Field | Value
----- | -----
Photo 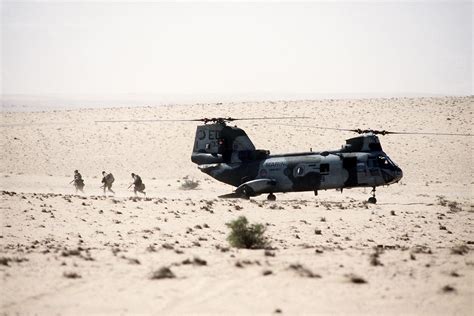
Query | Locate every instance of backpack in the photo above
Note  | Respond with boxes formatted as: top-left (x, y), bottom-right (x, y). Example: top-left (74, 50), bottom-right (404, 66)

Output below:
top-left (106, 173), bottom-right (115, 184)
top-left (134, 175), bottom-right (142, 186)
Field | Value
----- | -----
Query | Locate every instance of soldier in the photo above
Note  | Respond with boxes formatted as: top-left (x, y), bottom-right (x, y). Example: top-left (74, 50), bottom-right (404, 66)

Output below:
top-left (70, 170), bottom-right (85, 193)
top-left (129, 173), bottom-right (146, 196)
top-left (101, 171), bottom-right (115, 195)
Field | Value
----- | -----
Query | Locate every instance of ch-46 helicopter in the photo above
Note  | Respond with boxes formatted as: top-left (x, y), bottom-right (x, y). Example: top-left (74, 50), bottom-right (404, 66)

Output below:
top-left (97, 116), bottom-right (471, 203)
top-left (190, 117), bottom-right (405, 203)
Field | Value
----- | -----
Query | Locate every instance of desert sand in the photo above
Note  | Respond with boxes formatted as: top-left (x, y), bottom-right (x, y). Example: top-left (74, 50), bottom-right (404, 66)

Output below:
top-left (1, 96), bottom-right (473, 315)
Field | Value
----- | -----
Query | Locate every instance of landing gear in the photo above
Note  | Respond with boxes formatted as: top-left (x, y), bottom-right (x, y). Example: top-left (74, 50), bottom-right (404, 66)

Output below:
top-left (368, 187), bottom-right (377, 204)
top-left (240, 185), bottom-right (251, 199)
top-left (267, 193), bottom-right (276, 201)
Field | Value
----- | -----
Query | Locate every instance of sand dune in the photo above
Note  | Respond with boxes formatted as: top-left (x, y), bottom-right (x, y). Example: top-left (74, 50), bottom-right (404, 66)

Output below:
top-left (1, 96), bottom-right (473, 315)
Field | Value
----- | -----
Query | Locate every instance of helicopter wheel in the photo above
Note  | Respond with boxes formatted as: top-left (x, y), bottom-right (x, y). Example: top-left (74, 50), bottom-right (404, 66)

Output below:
top-left (267, 193), bottom-right (276, 201)
top-left (241, 185), bottom-right (252, 200)
top-left (368, 187), bottom-right (377, 204)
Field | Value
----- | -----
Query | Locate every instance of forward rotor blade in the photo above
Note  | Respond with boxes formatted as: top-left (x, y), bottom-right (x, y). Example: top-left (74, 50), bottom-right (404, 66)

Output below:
top-left (270, 123), bottom-right (355, 132)
top-left (271, 123), bottom-right (473, 137)
top-left (377, 130), bottom-right (473, 137)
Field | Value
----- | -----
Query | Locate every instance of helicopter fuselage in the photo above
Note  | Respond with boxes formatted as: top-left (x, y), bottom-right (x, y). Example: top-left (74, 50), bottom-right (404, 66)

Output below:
top-left (192, 123), bottom-right (403, 200)
top-left (199, 149), bottom-right (402, 195)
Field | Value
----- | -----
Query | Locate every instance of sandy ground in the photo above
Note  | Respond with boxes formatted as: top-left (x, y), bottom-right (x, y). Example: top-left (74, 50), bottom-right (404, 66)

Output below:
top-left (1, 96), bottom-right (473, 315)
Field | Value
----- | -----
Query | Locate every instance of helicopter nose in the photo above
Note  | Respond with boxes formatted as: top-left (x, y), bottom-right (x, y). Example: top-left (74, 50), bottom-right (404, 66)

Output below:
top-left (394, 167), bottom-right (403, 182)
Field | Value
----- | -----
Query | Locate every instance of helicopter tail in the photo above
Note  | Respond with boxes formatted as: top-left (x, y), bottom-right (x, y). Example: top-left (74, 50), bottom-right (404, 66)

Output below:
top-left (191, 123), bottom-right (259, 165)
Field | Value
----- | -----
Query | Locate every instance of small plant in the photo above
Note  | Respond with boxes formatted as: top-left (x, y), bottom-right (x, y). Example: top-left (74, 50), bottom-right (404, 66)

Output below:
top-left (451, 244), bottom-right (469, 255)
top-left (347, 274), bottom-right (367, 284)
top-left (288, 264), bottom-right (321, 278)
top-left (447, 201), bottom-right (462, 213)
top-left (370, 247), bottom-right (384, 266)
top-left (63, 271), bottom-right (81, 279)
top-left (180, 176), bottom-right (200, 190)
top-left (149, 267), bottom-right (176, 280)
top-left (0, 256), bottom-right (28, 266)
top-left (226, 216), bottom-right (269, 249)
top-left (442, 285), bottom-right (456, 293)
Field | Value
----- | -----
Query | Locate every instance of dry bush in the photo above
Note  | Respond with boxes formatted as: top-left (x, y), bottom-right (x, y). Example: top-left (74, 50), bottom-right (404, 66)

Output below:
top-left (63, 271), bottom-right (81, 279)
top-left (347, 274), bottom-right (367, 284)
top-left (0, 256), bottom-right (28, 266)
top-left (288, 264), bottom-right (321, 278)
top-left (370, 247), bottom-right (384, 266)
top-left (442, 285), bottom-right (456, 293)
top-left (180, 176), bottom-right (200, 190)
top-left (451, 244), bottom-right (469, 255)
top-left (226, 216), bottom-right (269, 249)
top-left (149, 267), bottom-right (175, 280)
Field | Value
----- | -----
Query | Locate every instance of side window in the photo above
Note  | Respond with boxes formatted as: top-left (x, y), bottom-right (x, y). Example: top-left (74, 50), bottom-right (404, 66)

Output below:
top-left (368, 159), bottom-right (376, 168)
top-left (320, 163), bottom-right (329, 174)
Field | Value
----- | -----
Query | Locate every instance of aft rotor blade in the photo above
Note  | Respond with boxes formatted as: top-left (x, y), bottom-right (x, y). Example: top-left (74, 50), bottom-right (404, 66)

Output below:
top-left (95, 116), bottom-right (307, 123)
top-left (231, 116), bottom-right (309, 121)
top-left (94, 119), bottom-right (203, 123)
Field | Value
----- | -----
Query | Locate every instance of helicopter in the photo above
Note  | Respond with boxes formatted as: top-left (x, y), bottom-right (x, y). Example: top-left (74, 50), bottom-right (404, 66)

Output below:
top-left (97, 116), bottom-right (470, 203)
top-left (190, 117), bottom-right (405, 203)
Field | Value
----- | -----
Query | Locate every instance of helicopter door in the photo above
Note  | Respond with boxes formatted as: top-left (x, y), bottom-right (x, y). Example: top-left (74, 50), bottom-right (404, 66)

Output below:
top-left (342, 157), bottom-right (358, 187)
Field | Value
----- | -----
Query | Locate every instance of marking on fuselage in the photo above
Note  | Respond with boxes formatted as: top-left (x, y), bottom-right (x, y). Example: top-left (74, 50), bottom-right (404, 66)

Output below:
top-left (208, 130), bottom-right (220, 140)
top-left (264, 162), bottom-right (287, 168)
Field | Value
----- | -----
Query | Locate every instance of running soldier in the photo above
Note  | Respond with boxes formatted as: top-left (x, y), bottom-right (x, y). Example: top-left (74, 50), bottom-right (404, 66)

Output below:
top-left (101, 171), bottom-right (115, 195)
top-left (129, 173), bottom-right (146, 196)
top-left (70, 170), bottom-right (85, 193)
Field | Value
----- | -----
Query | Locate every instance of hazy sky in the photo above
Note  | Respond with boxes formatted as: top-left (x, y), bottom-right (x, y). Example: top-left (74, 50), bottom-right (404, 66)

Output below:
top-left (1, 0), bottom-right (472, 98)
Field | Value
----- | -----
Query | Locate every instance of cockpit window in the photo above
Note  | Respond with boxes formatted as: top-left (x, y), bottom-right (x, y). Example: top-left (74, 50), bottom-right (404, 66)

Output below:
top-left (376, 155), bottom-right (399, 170)
top-left (377, 155), bottom-right (389, 166)
top-left (385, 156), bottom-right (398, 167)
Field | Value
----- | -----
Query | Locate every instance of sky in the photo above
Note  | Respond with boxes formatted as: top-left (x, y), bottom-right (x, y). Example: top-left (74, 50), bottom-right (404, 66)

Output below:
top-left (1, 0), bottom-right (472, 102)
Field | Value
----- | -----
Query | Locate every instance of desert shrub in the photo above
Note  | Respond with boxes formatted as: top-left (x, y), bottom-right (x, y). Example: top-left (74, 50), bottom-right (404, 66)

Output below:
top-left (437, 196), bottom-right (448, 206)
top-left (437, 196), bottom-right (463, 212)
top-left (447, 201), bottom-right (462, 213)
top-left (348, 274), bottom-right (367, 284)
top-left (149, 267), bottom-right (175, 280)
top-left (288, 264), bottom-right (320, 278)
top-left (451, 244), bottom-right (469, 255)
top-left (63, 271), bottom-right (81, 279)
top-left (370, 247), bottom-right (384, 266)
top-left (180, 176), bottom-right (200, 190)
top-left (226, 216), bottom-right (268, 249)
